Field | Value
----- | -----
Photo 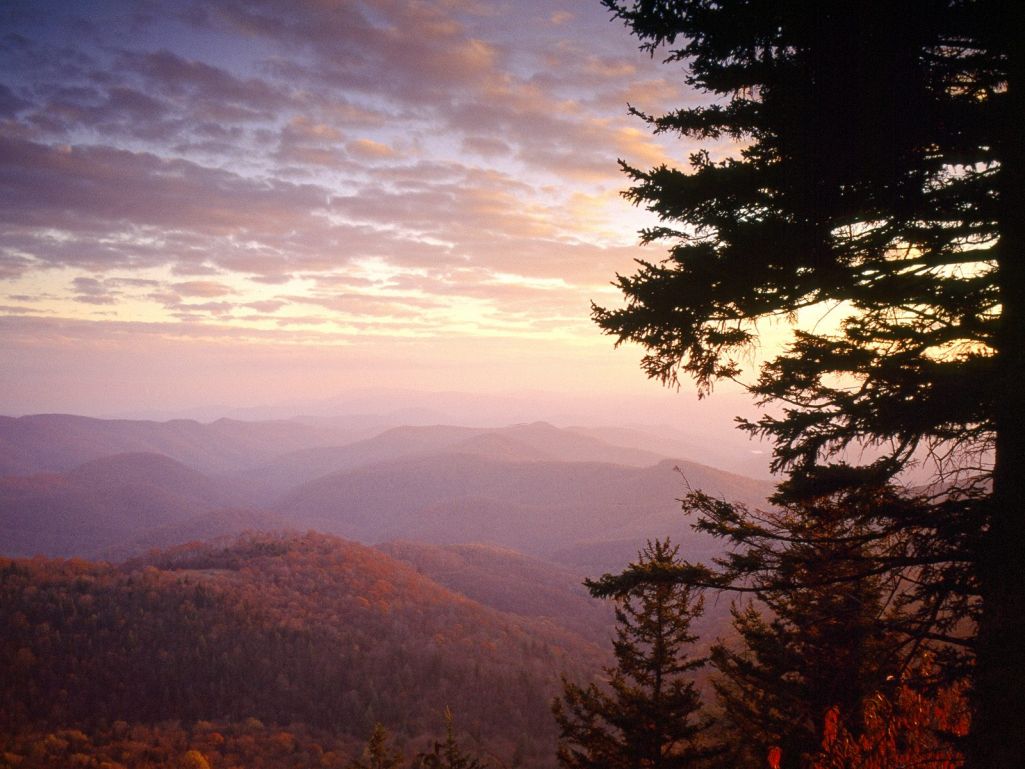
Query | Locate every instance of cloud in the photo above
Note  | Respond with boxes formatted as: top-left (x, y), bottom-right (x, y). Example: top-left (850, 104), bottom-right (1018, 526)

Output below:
top-left (0, 136), bottom-right (331, 234)
top-left (244, 299), bottom-right (287, 313)
top-left (117, 48), bottom-right (292, 119)
top-left (172, 280), bottom-right (234, 297)
top-left (0, 253), bottom-right (34, 280)
top-left (461, 135), bottom-right (512, 157)
top-left (347, 138), bottom-right (395, 160)
top-left (71, 276), bottom-right (119, 305)
top-left (282, 116), bottom-right (343, 143)
top-left (0, 0), bottom-right (708, 408)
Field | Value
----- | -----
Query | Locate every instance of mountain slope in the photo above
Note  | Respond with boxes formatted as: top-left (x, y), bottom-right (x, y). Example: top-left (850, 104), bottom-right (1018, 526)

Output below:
top-left (98, 507), bottom-right (293, 561)
top-left (566, 424), bottom-right (773, 480)
top-left (236, 421), bottom-right (667, 498)
top-left (231, 424), bottom-right (483, 495)
top-left (274, 453), bottom-right (773, 561)
top-left (0, 452), bottom-right (245, 557)
top-left (377, 540), bottom-right (615, 643)
top-left (0, 532), bottom-right (605, 768)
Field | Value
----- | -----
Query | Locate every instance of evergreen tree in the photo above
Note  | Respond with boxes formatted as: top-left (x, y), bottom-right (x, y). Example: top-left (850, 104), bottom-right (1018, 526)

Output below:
top-left (415, 708), bottom-right (488, 769)
top-left (704, 486), bottom-right (906, 769)
top-left (348, 724), bottom-right (404, 769)
top-left (553, 540), bottom-right (713, 769)
top-left (592, 3), bottom-right (1023, 767)
top-left (589, 484), bottom-right (911, 769)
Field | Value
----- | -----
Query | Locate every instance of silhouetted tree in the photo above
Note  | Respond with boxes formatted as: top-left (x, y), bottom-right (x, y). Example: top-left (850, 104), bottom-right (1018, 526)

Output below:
top-left (703, 485), bottom-right (906, 769)
top-left (348, 724), bottom-right (404, 769)
top-left (553, 540), bottom-right (712, 769)
top-left (415, 708), bottom-right (488, 769)
top-left (589, 484), bottom-right (913, 769)
top-left (594, 3), bottom-right (1023, 767)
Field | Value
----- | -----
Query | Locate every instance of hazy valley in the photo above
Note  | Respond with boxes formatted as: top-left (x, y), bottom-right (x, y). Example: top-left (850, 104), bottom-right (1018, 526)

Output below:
top-left (0, 411), bottom-right (772, 768)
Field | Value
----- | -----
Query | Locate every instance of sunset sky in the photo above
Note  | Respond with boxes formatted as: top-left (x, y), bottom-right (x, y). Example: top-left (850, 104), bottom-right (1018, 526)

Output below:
top-left (0, 0), bottom-right (766, 426)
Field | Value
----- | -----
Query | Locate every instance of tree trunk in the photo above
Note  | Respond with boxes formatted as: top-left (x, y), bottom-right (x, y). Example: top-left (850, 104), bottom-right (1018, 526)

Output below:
top-left (971, 9), bottom-right (1025, 768)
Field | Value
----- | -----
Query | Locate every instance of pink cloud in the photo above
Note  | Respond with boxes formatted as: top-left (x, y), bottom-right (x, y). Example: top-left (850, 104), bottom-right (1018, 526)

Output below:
top-left (347, 138), bottom-right (395, 160)
top-left (0, 0), bottom-right (714, 414)
top-left (172, 280), bottom-right (234, 297)
top-left (244, 299), bottom-right (288, 313)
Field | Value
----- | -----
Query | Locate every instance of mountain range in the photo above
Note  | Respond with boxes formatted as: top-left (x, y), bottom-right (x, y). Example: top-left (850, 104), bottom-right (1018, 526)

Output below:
top-left (0, 411), bottom-right (775, 768)
top-left (0, 415), bottom-right (774, 570)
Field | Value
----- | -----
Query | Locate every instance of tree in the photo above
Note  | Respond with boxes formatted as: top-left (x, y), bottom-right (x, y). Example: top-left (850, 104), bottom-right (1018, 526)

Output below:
top-left (589, 483), bottom-right (915, 769)
top-left (553, 540), bottom-right (713, 769)
top-left (593, 3), bottom-right (1023, 768)
top-left (698, 484), bottom-right (909, 769)
top-left (348, 724), bottom-right (404, 769)
top-left (415, 708), bottom-right (488, 769)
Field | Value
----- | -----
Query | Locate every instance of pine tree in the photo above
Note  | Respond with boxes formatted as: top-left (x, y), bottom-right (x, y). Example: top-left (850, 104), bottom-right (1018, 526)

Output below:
top-left (592, 3), bottom-right (1023, 767)
top-left (348, 724), bottom-right (404, 769)
top-left (415, 708), bottom-right (488, 769)
top-left (588, 484), bottom-right (911, 769)
top-left (701, 485), bottom-right (906, 769)
top-left (553, 539), bottom-right (713, 769)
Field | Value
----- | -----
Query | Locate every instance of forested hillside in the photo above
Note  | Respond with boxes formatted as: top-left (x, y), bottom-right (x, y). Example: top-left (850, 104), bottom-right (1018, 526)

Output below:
top-left (0, 533), bottom-right (606, 769)
top-left (377, 541), bottom-right (616, 643)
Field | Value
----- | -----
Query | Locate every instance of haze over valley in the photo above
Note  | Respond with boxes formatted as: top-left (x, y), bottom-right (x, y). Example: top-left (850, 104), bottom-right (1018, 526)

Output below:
top-left (0, 403), bottom-right (773, 565)
top-left (0, 398), bottom-right (772, 767)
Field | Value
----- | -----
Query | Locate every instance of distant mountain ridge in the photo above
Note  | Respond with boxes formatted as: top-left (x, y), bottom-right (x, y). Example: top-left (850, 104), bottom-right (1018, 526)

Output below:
top-left (0, 452), bottom-right (245, 557)
top-left (275, 451), bottom-right (771, 561)
top-left (0, 413), bottom-right (367, 476)
top-left (0, 415), bottom-right (775, 569)
top-left (234, 421), bottom-right (668, 498)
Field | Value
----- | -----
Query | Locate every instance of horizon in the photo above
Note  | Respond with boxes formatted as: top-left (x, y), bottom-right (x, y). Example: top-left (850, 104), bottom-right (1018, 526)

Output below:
top-left (1, 385), bottom-right (776, 480)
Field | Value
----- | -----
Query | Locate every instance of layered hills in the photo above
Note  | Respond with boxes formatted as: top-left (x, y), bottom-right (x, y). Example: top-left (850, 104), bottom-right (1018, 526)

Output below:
top-left (277, 452), bottom-right (768, 560)
top-left (0, 415), bottom-right (774, 569)
top-left (0, 413), bottom-right (365, 477)
top-left (0, 452), bottom-right (239, 557)
top-left (0, 413), bottom-right (771, 768)
top-left (235, 420), bottom-right (669, 497)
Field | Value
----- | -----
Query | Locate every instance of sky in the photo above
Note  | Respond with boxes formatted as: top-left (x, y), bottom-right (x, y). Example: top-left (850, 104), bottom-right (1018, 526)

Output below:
top-left (0, 0), bottom-right (768, 429)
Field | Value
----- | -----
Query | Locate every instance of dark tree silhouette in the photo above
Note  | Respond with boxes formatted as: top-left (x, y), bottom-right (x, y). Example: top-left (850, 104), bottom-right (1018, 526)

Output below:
top-left (348, 724), bottom-right (404, 769)
top-left (701, 486), bottom-right (907, 769)
top-left (553, 540), bottom-right (712, 769)
top-left (589, 483), bottom-right (915, 769)
top-left (593, 3), bottom-right (1023, 767)
top-left (415, 709), bottom-right (488, 769)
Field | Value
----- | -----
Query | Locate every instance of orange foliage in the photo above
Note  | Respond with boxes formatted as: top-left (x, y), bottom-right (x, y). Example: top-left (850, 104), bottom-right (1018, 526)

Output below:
top-left (1, 532), bottom-right (604, 769)
top-left (0, 721), bottom-right (356, 769)
top-left (813, 667), bottom-right (968, 769)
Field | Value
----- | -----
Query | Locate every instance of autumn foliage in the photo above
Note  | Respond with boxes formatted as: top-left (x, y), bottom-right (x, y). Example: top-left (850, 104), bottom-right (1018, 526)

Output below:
top-left (813, 669), bottom-right (969, 769)
top-left (0, 532), bottom-right (605, 769)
